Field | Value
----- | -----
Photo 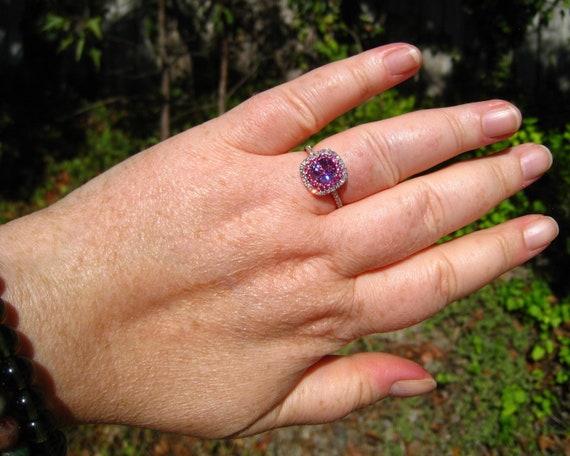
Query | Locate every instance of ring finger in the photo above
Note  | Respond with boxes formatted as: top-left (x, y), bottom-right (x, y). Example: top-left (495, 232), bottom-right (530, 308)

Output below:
top-left (309, 100), bottom-right (522, 206)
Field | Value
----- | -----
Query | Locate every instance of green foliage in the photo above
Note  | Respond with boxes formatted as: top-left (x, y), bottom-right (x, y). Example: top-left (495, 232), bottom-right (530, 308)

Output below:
top-left (0, 107), bottom-right (143, 221)
top-left (493, 275), bottom-right (570, 426)
top-left (41, 12), bottom-right (103, 68)
top-left (289, 0), bottom-right (344, 65)
top-left (35, 107), bottom-right (141, 203)
top-left (288, 0), bottom-right (371, 66)
top-left (424, 277), bottom-right (567, 451)
top-left (209, 3), bottom-right (237, 33)
top-left (307, 89), bottom-right (417, 145)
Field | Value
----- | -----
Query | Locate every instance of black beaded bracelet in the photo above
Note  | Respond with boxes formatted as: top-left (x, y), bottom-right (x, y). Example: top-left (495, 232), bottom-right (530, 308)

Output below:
top-left (0, 297), bottom-right (67, 456)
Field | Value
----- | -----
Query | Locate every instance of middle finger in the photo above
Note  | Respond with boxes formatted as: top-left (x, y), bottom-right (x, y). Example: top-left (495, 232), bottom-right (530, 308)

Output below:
top-left (325, 142), bottom-right (552, 276)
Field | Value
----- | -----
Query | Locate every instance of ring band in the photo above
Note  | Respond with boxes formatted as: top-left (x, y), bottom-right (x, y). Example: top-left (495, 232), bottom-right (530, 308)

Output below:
top-left (300, 146), bottom-right (348, 208)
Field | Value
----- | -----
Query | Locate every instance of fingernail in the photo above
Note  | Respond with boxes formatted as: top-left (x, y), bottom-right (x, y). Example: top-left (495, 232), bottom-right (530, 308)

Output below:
top-left (523, 217), bottom-right (559, 251)
top-left (389, 378), bottom-right (437, 398)
top-left (482, 105), bottom-right (522, 138)
top-left (384, 46), bottom-right (422, 76)
top-left (521, 145), bottom-right (553, 182)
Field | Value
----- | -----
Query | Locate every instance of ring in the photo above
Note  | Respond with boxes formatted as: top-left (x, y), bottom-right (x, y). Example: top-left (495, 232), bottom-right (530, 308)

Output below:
top-left (300, 146), bottom-right (347, 208)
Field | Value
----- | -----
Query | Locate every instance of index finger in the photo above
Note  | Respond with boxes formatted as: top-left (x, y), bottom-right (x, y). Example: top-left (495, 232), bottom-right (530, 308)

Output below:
top-left (214, 43), bottom-right (422, 155)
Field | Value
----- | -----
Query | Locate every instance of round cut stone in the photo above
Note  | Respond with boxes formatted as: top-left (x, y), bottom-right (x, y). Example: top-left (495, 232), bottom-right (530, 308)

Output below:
top-left (309, 156), bottom-right (337, 185)
top-left (300, 148), bottom-right (347, 195)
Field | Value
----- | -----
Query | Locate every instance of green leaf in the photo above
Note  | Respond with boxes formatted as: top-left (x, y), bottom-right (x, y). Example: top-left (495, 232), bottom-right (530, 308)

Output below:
top-left (531, 344), bottom-right (546, 361)
top-left (223, 8), bottom-right (234, 25)
top-left (75, 36), bottom-right (86, 61)
top-left (42, 13), bottom-right (68, 32)
top-left (89, 48), bottom-right (102, 70)
top-left (58, 35), bottom-right (74, 52)
top-left (85, 17), bottom-right (103, 40)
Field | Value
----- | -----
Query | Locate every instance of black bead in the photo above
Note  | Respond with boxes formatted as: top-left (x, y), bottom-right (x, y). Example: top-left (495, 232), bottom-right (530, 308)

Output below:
top-left (0, 298), bottom-right (66, 455)
top-left (19, 410), bottom-right (57, 444)
top-left (0, 357), bottom-right (34, 392)
top-left (9, 387), bottom-right (44, 422)
top-left (0, 391), bottom-right (8, 416)
top-left (0, 325), bottom-right (20, 359)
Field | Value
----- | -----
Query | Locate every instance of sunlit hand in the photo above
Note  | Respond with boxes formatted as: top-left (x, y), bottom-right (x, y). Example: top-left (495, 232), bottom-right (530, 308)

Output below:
top-left (0, 43), bottom-right (557, 438)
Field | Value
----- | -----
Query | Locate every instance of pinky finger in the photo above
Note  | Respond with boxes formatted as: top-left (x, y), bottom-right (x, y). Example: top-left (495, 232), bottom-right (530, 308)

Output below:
top-left (353, 215), bottom-right (559, 335)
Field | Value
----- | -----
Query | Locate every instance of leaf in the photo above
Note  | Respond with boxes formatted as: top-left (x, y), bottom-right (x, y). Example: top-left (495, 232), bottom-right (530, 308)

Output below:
top-left (223, 8), bottom-right (234, 25)
top-left (89, 48), bottom-right (102, 70)
top-left (75, 36), bottom-right (85, 61)
top-left (85, 17), bottom-right (103, 40)
top-left (531, 344), bottom-right (546, 361)
top-left (42, 13), bottom-right (68, 32)
top-left (58, 35), bottom-right (74, 53)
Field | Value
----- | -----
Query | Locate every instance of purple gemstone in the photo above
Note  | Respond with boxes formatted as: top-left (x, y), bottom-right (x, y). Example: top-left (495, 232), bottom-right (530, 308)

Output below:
top-left (300, 149), bottom-right (347, 195)
top-left (309, 156), bottom-right (338, 185)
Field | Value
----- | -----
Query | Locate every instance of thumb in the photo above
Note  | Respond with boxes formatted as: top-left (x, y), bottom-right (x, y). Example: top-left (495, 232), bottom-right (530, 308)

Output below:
top-left (244, 352), bottom-right (436, 436)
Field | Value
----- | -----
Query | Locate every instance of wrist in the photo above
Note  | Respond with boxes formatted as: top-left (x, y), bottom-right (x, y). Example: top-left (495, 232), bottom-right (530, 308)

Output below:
top-left (0, 239), bottom-right (68, 454)
top-left (0, 212), bottom-right (78, 427)
top-left (0, 203), bottom-right (153, 431)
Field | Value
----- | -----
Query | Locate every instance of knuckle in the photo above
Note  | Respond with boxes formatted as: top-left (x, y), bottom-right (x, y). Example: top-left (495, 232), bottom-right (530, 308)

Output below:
top-left (430, 251), bottom-right (459, 307)
top-left (273, 86), bottom-right (323, 139)
top-left (414, 180), bottom-right (449, 241)
top-left (345, 64), bottom-right (377, 101)
top-left (486, 158), bottom-right (513, 196)
top-left (487, 229), bottom-right (514, 271)
top-left (440, 108), bottom-right (468, 152)
top-left (359, 127), bottom-right (402, 188)
top-left (354, 372), bottom-right (375, 408)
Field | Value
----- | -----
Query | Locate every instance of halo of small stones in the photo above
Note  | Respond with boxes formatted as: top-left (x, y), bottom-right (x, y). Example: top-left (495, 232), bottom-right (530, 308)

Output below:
top-left (300, 148), bottom-right (348, 196)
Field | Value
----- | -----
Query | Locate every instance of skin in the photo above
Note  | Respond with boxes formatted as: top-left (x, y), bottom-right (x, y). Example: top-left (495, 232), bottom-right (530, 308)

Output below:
top-left (0, 43), bottom-right (558, 438)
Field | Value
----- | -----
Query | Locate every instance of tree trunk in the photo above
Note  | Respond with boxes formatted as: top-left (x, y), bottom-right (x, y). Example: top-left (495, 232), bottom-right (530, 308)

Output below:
top-left (158, 0), bottom-right (170, 140)
top-left (218, 38), bottom-right (229, 115)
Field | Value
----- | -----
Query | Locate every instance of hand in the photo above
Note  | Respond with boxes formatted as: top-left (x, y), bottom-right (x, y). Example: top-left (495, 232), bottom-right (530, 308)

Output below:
top-left (0, 43), bottom-right (557, 438)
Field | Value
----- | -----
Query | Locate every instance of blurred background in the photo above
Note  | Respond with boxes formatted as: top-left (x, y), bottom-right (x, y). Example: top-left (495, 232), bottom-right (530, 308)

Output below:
top-left (1, 0), bottom-right (569, 454)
